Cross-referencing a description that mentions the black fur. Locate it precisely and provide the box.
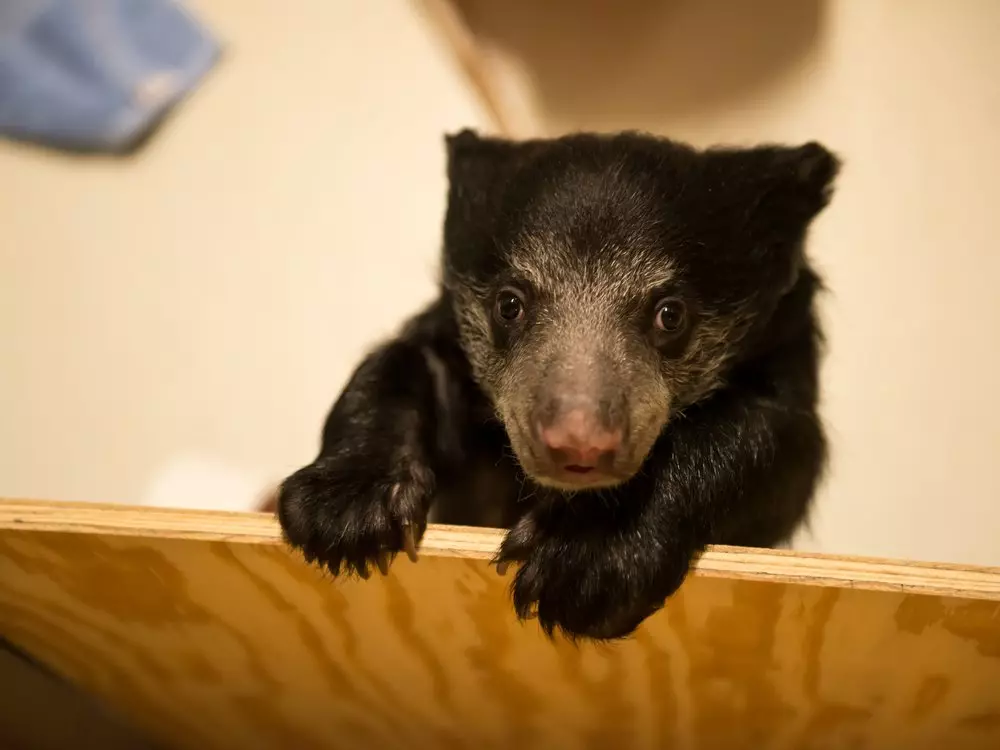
[278,129,839,641]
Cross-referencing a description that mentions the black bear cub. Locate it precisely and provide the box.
[278,129,839,641]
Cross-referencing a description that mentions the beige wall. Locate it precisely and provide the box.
[0,0,490,511]
[1,1,998,566]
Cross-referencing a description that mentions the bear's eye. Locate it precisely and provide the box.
[654,298,687,333]
[495,288,526,323]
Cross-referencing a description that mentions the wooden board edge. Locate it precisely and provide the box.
[2,498,999,601]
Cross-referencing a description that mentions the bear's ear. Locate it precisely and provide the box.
[701,141,841,229]
[444,129,521,202]
[755,142,839,289]
[443,130,526,270]
[761,141,840,223]
[676,141,840,299]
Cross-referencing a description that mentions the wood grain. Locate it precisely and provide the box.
[0,637,162,750]
[1,498,998,750]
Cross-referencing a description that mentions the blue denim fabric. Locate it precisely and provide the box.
[0,0,220,152]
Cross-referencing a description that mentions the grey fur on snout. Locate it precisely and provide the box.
[493,304,672,490]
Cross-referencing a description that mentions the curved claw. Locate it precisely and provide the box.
[375,550,391,576]
[402,524,419,563]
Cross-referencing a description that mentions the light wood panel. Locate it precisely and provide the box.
[1,499,998,750]
[0,637,162,750]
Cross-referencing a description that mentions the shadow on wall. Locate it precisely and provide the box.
[448,0,828,134]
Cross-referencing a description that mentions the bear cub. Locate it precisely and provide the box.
[277,129,839,641]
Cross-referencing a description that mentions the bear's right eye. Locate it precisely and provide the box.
[654,297,688,334]
[495,288,526,323]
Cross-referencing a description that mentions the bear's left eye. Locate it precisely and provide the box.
[495,287,526,323]
[654,298,687,334]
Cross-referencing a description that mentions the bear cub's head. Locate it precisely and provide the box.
[442,129,838,491]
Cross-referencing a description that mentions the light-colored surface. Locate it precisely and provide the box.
[2,0,1000,567]
[0,645,156,750]
[1,501,999,750]
[0,0,491,511]
[5,498,1000,600]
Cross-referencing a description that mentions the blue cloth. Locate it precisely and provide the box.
[0,0,220,152]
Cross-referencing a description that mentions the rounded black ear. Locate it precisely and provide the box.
[701,140,841,223]
[444,129,520,193]
[752,142,841,290]
[776,141,841,220]
[697,140,842,247]
[442,130,526,273]
[444,128,487,153]
[793,141,840,188]
[683,140,841,295]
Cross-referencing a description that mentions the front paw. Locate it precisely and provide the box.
[496,513,692,641]
[277,454,433,578]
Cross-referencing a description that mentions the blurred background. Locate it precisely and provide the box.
[1,0,998,566]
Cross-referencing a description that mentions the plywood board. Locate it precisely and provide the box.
[1,499,998,750]
[0,637,162,750]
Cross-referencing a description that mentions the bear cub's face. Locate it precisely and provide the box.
[442,130,837,491]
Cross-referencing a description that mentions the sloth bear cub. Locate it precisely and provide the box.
[277,129,839,641]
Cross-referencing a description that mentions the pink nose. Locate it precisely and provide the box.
[538,409,623,468]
